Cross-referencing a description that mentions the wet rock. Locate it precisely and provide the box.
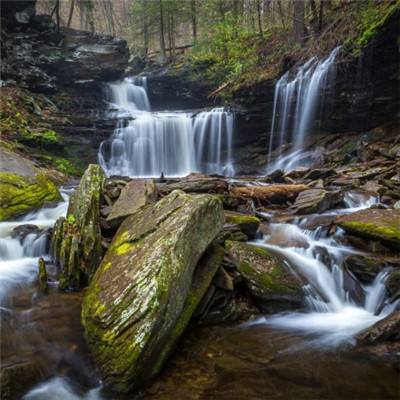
[386,271,400,302]
[0,172,61,221]
[231,184,309,205]
[290,188,343,214]
[107,179,157,225]
[51,164,105,290]
[11,224,41,240]
[81,190,224,393]
[357,311,400,344]
[337,209,400,250]
[344,255,383,284]
[159,175,229,195]
[224,211,260,239]
[303,168,335,180]
[38,257,48,293]
[225,241,303,312]
[215,225,248,243]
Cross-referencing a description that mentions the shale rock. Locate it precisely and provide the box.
[225,241,303,312]
[224,211,260,239]
[290,188,343,214]
[344,255,383,284]
[82,190,224,393]
[0,172,61,221]
[357,311,400,344]
[107,179,157,224]
[51,164,105,290]
[159,175,228,195]
[337,209,400,250]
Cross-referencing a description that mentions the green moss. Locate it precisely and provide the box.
[0,172,61,221]
[116,242,134,256]
[340,220,400,249]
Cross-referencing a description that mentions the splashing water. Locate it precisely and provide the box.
[246,223,398,346]
[98,77,235,177]
[267,47,340,171]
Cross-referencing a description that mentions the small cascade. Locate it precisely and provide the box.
[267,47,340,171]
[99,77,235,178]
[0,189,70,299]
[248,223,398,346]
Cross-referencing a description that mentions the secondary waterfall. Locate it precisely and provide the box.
[247,218,398,346]
[99,77,235,177]
[267,47,340,170]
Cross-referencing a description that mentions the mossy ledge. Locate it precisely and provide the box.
[0,171,61,221]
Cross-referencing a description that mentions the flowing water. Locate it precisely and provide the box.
[99,77,235,177]
[267,47,340,171]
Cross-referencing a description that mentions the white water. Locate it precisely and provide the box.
[246,222,398,346]
[99,77,235,177]
[0,189,71,300]
[267,47,340,171]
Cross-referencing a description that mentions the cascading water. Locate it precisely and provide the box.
[247,222,398,346]
[267,47,340,171]
[99,77,235,177]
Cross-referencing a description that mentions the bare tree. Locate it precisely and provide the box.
[191,0,197,41]
[159,0,166,57]
[293,0,305,43]
[67,0,75,27]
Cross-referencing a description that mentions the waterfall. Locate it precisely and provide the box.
[267,47,340,170]
[99,77,235,178]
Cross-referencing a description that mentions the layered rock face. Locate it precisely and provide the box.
[82,190,224,392]
[51,164,105,289]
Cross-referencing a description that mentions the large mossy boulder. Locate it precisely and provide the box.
[337,209,400,250]
[0,172,61,221]
[81,190,224,393]
[51,164,105,290]
[225,241,303,312]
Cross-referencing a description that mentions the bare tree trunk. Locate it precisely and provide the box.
[67,0,75,27]
[277,0,286,28]
[309,0,319,34]
[293,0,305,43]
[191,0,197,41]
[257,0,263,37]
[159,0,166,57]
[143,0,148,55]
[318,0,324,32]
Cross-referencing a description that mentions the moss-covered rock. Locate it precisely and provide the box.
[81,190,224,393]
[0,171,61,221]
[51,164,105,290]
[225,240,303,312]
[38,257,48,293]
[337,209,400,250]
[224,211,260,239]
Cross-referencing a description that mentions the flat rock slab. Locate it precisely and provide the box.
[107,179,157,222]
[290,188,343,214]
[337,209,400,250]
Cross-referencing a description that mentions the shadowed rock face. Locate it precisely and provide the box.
[82,190,224,393]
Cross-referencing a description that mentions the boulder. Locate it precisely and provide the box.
[231,184,308,205]
[81,190,224,392]
[224,211,260,239]
[225,241,303,312]
[289,188,343,214]
[51,164,105,290]
[107,179,157,224]
[337,209,400,250]
[357,311,400,344]
[0,172,61,221]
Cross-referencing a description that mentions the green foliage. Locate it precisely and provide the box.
[189,17,260,85]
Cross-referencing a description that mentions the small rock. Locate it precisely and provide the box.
[38,257,47,293]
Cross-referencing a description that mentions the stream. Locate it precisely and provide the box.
[0,184,397,399]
